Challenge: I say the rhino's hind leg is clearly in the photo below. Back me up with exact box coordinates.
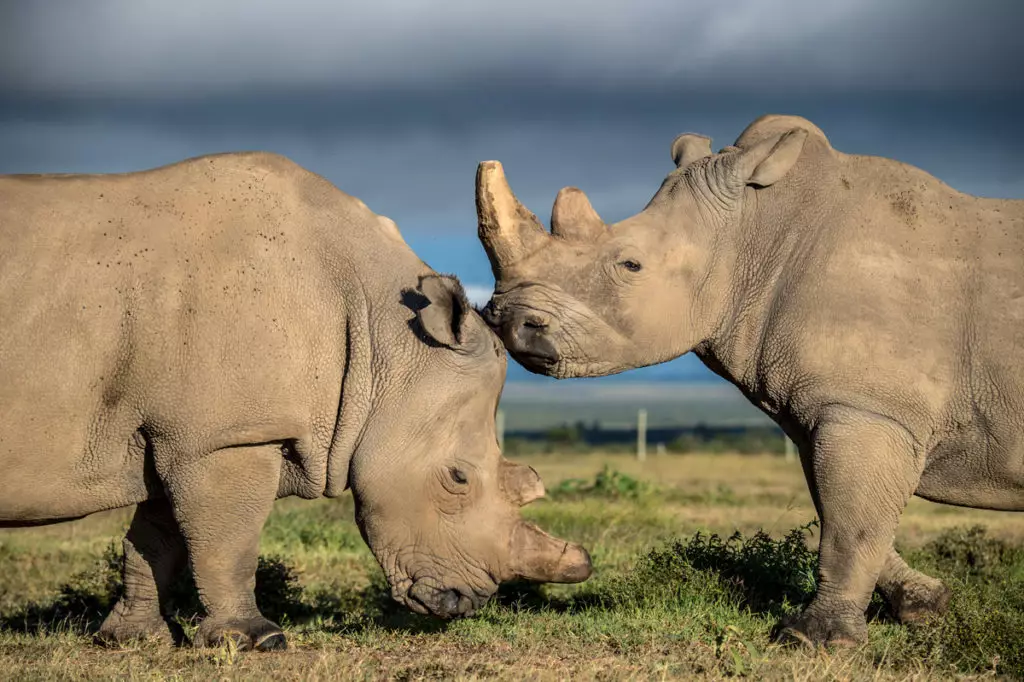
[163,443,286,652]
[777,409,922,648]
[876,547,951,623]
[96,498,188,646]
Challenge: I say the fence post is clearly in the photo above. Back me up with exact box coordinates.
[784,434,796,462]
[637,408,647,462]
[496,409,505,452]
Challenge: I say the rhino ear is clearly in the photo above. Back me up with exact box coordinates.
[670,133,713,168]
[416,274,481,352]
[733,128,809,188]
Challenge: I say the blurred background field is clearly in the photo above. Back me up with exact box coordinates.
[2,441,1021,680]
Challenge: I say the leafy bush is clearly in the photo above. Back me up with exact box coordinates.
[609,520,819,618]
[891,526,1024,678]
[548,465,653,500]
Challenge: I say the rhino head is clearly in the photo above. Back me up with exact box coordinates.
[349,274,591,619]
[475,115,812,378]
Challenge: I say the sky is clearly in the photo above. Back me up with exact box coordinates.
[2,0,1022,384]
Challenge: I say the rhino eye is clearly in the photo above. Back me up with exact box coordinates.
[449,467,469,485]
[620,259,643,273]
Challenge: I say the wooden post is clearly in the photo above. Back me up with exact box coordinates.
[637,408,647,462]
[784,434,796,462]
[496,409,506,451]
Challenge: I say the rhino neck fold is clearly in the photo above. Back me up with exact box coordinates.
[322,222,431,497]
[324,290,373,497]
[695,178,829,411]
[325,242,442,497]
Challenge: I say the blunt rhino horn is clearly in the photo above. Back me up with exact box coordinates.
[500,458,545,506]
[476,161,549,275]
[508,522,592,584]
[550,187,606,242]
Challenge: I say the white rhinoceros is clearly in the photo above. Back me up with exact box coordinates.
[0,152,591,650]
[474,114,1023,647]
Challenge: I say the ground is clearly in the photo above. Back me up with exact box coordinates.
[1,452,1022,680]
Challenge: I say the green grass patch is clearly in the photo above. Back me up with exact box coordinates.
[8,520,1020,678]
[1,455,1022,680]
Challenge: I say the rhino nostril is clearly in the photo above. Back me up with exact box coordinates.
[441,589,461,615]
[481,301,501,327]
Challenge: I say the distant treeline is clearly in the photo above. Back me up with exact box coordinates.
[504,421,790,455]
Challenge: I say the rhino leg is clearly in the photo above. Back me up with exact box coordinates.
[96,499,188,646]
[163,443,286,652]
[777,409,921,648]
[876,547,951,623]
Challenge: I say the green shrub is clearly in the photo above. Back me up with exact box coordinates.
[889,526,1024,678]
[609,520,819,618]
[548,465,653,500]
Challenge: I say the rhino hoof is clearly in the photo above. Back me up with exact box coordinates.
[96,609,185,647]
[255,632,288,651]
[773,602,867,649]
[196,616,287,652]
[889,580,952,624]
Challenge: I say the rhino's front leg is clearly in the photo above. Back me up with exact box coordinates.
[876,547,951,623]
[162,443,286,651]
[779,408,922,647]
[96,498,187,645]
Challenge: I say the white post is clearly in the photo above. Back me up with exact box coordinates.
[496,409,506,451]
[784,434,796,462]
[637,408,647,462]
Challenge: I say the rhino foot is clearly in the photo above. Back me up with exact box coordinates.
[887,579,952,624]
[195,616,287,652]
[96,604,185,647]
[774,600,867,649]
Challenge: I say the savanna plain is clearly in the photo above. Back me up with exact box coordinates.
[1,452,1022,681]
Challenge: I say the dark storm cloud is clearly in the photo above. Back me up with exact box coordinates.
[1,1,1021,387]
[1,0,1022,234]
[2,0,1022,97]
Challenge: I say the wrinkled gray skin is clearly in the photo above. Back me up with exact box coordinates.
[0,152,590,651]
[475,115,1024,647]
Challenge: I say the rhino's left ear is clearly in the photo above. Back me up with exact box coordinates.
[670,133,713,168]
[732,127,809,188]
[416,274,485,352]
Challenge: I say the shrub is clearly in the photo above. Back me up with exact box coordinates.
[548,465,653,500]
[610,520,819,618]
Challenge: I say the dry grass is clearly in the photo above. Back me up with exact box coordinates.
[0,452,1020,680]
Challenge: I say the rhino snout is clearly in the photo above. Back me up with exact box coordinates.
[405,580,490,619]
[485,303,561,372]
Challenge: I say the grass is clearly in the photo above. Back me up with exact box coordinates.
[1,452,1022,680]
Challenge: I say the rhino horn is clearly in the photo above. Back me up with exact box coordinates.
[499,458,545,506]
[508,521,592,584]
[670,133,713,168]
[476,161,549,275]
[550,187,606,242]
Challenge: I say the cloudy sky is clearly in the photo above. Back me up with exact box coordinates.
[2,0,1022,384]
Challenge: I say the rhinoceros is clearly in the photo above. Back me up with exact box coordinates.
[0,152,591,651]
[473,114,1024,647]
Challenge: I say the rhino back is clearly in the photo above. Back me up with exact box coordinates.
[750,149,1024,501]
[0,152,387,522]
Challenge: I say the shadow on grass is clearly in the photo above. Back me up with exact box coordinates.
[0,543,451,638]
[0,521,832,639]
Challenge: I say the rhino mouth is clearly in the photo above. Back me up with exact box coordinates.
[398,579,494,619]
[481,300,562,373]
